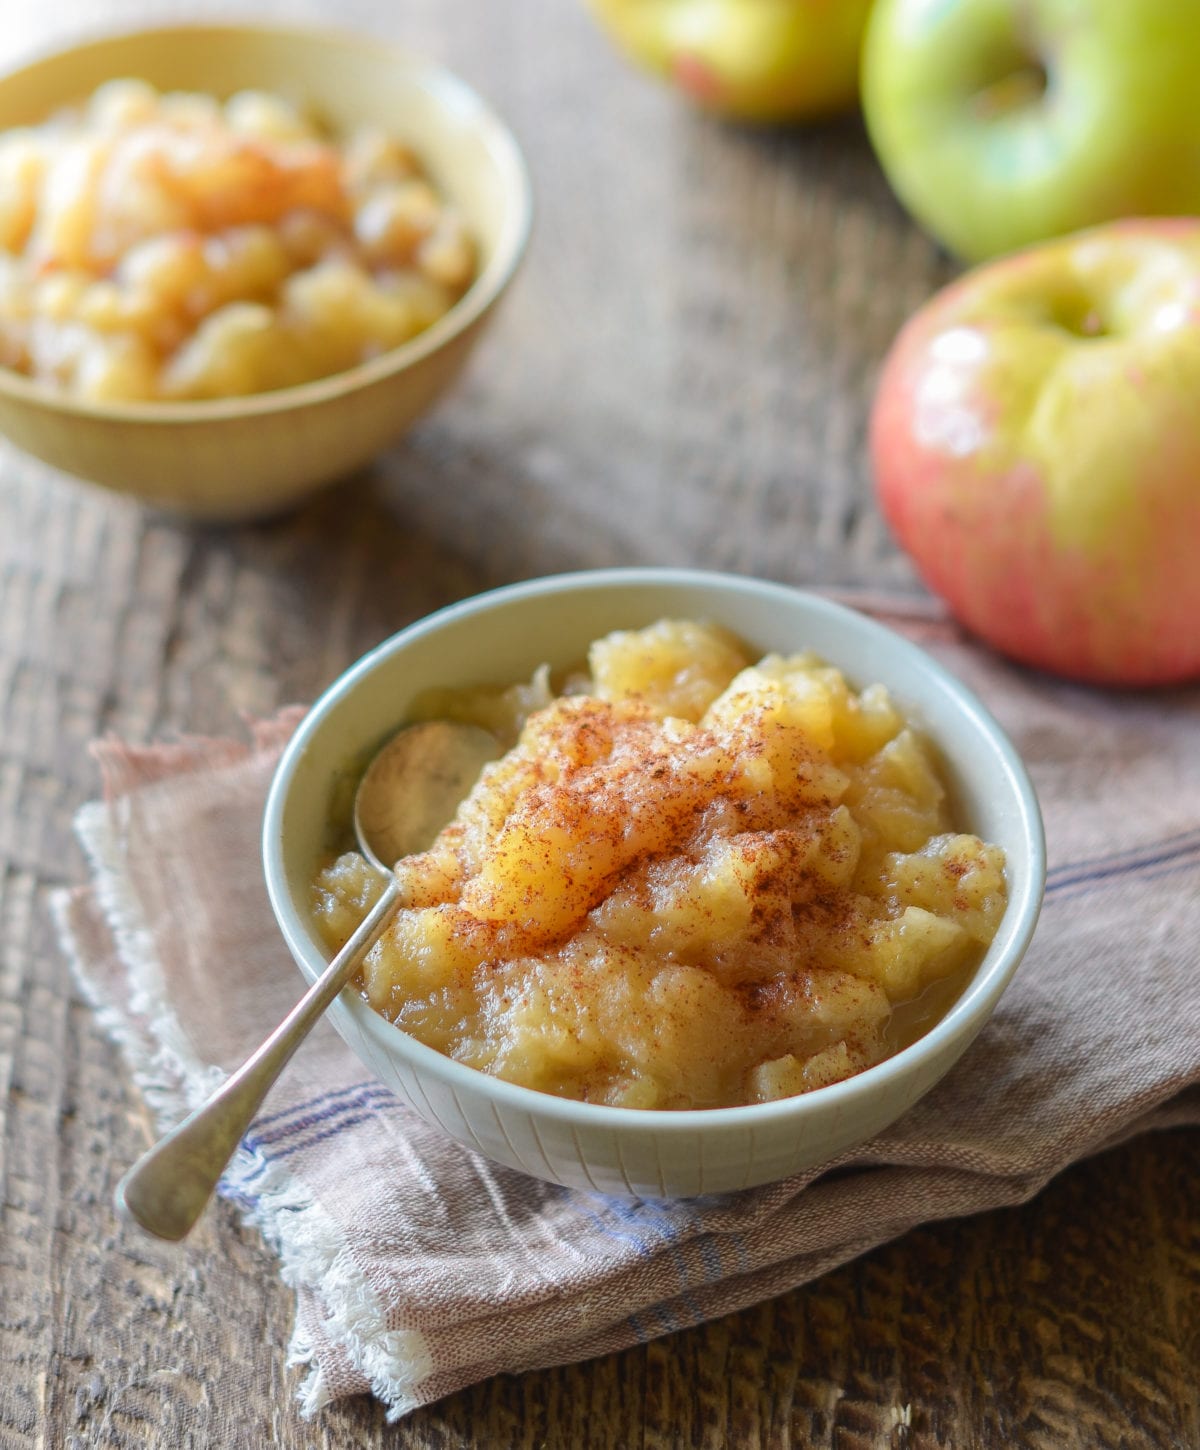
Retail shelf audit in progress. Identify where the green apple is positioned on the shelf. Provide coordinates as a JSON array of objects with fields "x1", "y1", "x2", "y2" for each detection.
[
  {"x1": 862, "y1": 0, "x2": 1200, "y2": 262},
  {"x1": 871, "y1": 218, "x2": 1200, "y2": 685},
  {"x1": 586, "y1": 0, "x2": 875, "y2": 123}
]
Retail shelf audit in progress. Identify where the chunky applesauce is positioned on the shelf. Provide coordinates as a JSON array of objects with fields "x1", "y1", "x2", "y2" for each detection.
[
  {"x1": 311, "y1": 620, "x2": 1007, "y2": 1109},
  {"x1": 0, "y1": 80, "x2": 474, "y2": 401}
]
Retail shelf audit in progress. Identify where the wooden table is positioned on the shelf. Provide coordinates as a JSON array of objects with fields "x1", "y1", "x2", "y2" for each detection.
[{"x1": 3, "y1": 1, "x2": 1197, "y2": 1445}]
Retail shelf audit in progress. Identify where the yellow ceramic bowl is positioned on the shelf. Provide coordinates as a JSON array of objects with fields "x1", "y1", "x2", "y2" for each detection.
[{"x1": 0, "y1": 24, "x2": 532, "y2": 520}]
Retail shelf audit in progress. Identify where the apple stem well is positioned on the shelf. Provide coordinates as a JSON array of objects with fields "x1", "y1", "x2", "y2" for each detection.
[
  {"x1": 1047, "y1": 296, "x2": 1107, "y2": 339},
  {"x1": 970, "y1": 61, "x2": 1050, "y2": 121}
]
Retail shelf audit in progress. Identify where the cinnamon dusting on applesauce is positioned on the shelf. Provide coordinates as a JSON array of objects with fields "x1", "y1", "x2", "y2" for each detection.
[{"x1": 311, "y1": 619, "x2": 1008, "y2": 1109}]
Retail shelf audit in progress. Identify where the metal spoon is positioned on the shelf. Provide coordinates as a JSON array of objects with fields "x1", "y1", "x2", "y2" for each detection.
[{"x1": 114, "y1": 719, "x2": 501, "y2": 1241}]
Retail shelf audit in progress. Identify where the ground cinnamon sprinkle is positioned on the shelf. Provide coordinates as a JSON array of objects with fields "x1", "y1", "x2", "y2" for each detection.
[{"x1": 311, "y1": 619, "x2": 1008, "y2": 1109}]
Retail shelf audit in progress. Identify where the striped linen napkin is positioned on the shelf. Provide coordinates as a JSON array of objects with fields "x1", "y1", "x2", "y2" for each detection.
[{"x1": 53, "y1": 598, "x2": 1200, "y2": 1421}]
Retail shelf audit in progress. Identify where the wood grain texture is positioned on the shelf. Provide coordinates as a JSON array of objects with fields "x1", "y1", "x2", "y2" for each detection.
[{"x1": 0, "y1": 0, "x2": 1197, "y2": 1446}]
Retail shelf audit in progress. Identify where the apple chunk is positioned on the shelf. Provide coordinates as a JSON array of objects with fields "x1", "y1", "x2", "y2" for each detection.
[{"x1": 870, "y1": 219, "x2": 1200, "y2": 686}]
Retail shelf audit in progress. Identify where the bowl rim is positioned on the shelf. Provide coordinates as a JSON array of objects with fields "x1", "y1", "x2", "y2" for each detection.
[
  {"x1": 263, "y1": 567, "x2": 1046, "y2": 1133},
  {"x1": 0, "y1": 20, "x2": 534, "y2": 422}
]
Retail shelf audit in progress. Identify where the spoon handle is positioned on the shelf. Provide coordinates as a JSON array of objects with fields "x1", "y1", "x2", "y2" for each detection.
[{"x1": 115, "y1": 878, "x2": 400, "y2": 1241}]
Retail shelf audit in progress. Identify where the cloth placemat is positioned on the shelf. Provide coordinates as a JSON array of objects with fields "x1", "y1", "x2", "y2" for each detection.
[{"x1": 53, "y1": 597, "x2": 1200, "y2": 1421}]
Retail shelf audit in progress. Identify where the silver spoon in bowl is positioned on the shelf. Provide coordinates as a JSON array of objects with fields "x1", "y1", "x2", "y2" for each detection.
[{"x1": 114, "y1": 719, "x2": 501, "y2": 1241}]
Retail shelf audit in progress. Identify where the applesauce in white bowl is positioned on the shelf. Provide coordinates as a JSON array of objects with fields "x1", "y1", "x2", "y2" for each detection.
[{"x1": 263, "y1": 569, "x2": 1045, "y2": 1198}]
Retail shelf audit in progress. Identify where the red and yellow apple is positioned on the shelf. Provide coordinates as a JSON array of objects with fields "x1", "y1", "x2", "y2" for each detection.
[
  {"x1": 871, "y1": 219, "x2": 1200, "y2": 686},
  {"x1": 862, "y1": 0, "x2": 1200, "y2": 261},
  {"x1": 586, "y1": 0, "x2": 875, "y2": 123}
]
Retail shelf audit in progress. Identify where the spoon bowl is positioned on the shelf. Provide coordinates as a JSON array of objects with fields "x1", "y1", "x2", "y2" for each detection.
[{"x1": 354, "y1": 721, "x2": 500, "y2": 872}]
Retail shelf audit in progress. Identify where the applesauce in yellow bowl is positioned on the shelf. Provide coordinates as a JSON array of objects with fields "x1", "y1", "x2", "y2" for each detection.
[{"x1": 0, "y1": 24, "x2": 531, "y2": 518}]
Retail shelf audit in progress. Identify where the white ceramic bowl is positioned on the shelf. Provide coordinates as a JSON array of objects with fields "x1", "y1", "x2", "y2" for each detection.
[{"x1": 263, "y1": 569, "x2": 1045, "y2": 1198}]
